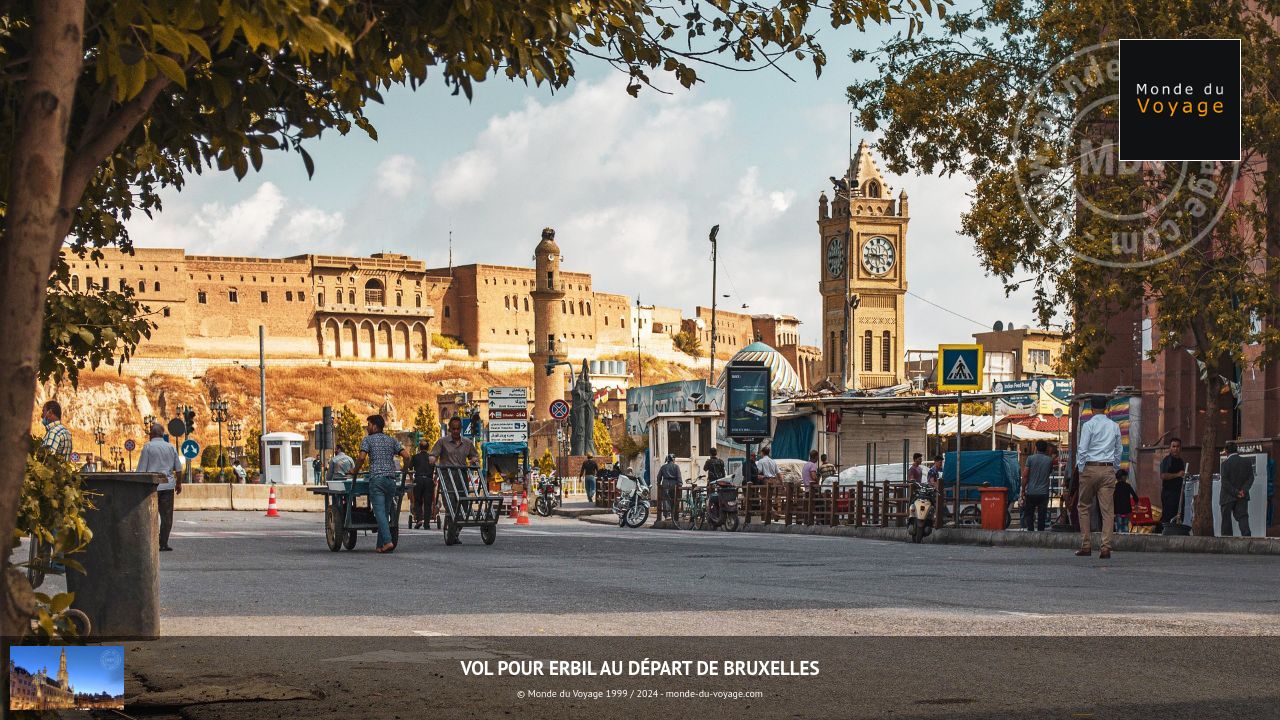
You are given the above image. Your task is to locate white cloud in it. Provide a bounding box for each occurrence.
[375,154,419,200]
[280,206,345,248]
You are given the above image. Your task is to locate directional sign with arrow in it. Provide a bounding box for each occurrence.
[937,344,983,392]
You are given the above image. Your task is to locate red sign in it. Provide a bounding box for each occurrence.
[489,409,528,420]
[549,399,570,420]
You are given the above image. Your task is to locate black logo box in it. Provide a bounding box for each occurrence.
[1119,38,1240,162]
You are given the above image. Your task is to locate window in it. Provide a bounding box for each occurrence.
[881,331,891,373]
[863,330,872,372]
[586,302,592,316]
[698,419,712,453]
[269,447,280,466]
[229,290,239,303]
[415,294,421,308]
[578,300,584,315]
[523,297,529,311]
[299,291,305,302]
[348,290,355,304]
[153,281,160,292]
[1028,348,1051,366]
[667,421,691,458]
[364,279,384,305]
[285,291,293,301]
[444,305,451,318]
[570,302,575,315]
[291,446,302,466]
[318,291,325,307]
[102,276,109,289]
[547,334,556,353]
[71,276,79,292]
[162,307,170,317]
[546,271,553,289]
[198,291,207,304]
[395,292,402,307]
[260,291,269,303]
[138,280,146,293]
[561,300,567,313]
[504,296,510,310]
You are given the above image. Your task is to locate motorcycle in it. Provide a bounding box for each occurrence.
[907,481,937,543]
[704,479,740,531]
[612,470,651,528]
[533,474,562,517]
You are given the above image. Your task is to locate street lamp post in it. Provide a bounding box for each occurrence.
[708,225,719,384]
[228,420,243,465]
[143,415,156,432]
[210,399,230,481]
[93,424,106,464]
[110,446,124,472]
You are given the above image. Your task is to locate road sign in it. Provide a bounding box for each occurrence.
[489,431,528,443]
[556,428,566,442]
[548,399,570,420]
[488,419,528,433]
[123,439,136,452]
[70,452,80,463]
[488,386,528,399]
[489,408,528,420]
[488,396,528,410]
[937,344,984,391]
[181,439,201,460]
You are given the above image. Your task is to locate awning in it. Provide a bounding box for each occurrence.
[926,416,1058,441]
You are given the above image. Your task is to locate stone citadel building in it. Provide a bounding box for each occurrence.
[66,230,823,395]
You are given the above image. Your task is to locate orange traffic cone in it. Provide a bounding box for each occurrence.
[265,484,280,517]
[516,492,530,525]
[508,493,518,519]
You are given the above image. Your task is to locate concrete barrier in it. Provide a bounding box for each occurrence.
[174,484,325,512]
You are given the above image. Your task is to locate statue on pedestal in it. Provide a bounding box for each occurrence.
[569,359,596,456]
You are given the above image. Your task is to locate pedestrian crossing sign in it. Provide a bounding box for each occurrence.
[937,344,983,391]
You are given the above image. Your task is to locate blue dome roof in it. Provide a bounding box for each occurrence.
[714,341,802,394]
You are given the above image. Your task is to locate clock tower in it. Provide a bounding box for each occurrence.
[817,140,909,390]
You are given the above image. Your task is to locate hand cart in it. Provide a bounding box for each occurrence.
[308,472,413,551]
[438,464,505,546]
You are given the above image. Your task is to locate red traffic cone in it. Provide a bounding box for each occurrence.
[516,492,530,525]
[265,484,280,517]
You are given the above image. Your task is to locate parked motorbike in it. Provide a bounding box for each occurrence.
[534,474,562,517]
[705,479,740,531]
[907,482,937,543]
[613,470,651,528]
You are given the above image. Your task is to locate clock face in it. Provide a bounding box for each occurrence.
[861,236,895,275]
[825,237,845,278]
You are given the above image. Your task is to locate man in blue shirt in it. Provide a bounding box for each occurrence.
[1074,396,1123,558]
[351,414,410,553]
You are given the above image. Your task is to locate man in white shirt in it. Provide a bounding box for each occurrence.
[755,446,780,482]
[1074,396,1123,558]
[136,422,184,551]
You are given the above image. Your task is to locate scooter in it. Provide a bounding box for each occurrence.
[907,482,937,543]
[704,479,740,531]
[613,470,651,528]
[534,474,562,517]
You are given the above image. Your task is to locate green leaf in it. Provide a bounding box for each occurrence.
[151,54,188,89]
[150,25,190,57]
[298,146,315,178]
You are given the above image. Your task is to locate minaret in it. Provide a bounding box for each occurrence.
[57,648,69,690]
[530,227,567,418]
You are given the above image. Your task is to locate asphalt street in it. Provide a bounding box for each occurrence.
[155,510,1280,636]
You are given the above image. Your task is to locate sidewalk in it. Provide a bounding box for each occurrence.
[552,497,611,518]
[575,513,1280,554]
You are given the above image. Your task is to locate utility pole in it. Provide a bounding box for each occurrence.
[635,296,644,388]
[258,325,267,480]
[709,225,720,384]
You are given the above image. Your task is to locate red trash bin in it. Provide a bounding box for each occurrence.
[979,487,1008,530]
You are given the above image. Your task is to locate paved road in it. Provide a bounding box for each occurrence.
[158,511,1280,636]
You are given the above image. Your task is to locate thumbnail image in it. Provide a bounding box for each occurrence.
[9,646,125,711]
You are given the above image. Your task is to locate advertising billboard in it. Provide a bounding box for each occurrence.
[725,363,771,440]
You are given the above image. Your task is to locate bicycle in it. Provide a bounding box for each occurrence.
[675,475,708,530]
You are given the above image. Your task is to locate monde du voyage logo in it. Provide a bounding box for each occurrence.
[1119,38,1241,162]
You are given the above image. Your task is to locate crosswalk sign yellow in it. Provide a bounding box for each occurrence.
[937,344,983,391]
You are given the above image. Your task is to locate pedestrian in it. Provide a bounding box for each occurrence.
[351,414,410,553]
[704,448,726,482]
[39,400,73,463]
[430,417,480,467]
[907,453,924,485]
[1158,437,1186,530]
[581,454,599,503]
[743,451,760,486]
[819,453,837,482]
[1113,468,1140,533]
[803,450,821,488]
[1021,440,1053,531]
[328,445,355,483]
[657,453,682,522]
[1219,441,1255,537]
[1074,395,1122,558]
[927,455,944,491]
[410,439,435,529]
[756,445,780,483]
[232,458,247,484]
[136,422,183,551]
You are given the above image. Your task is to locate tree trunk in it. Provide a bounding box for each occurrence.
[1193,380,1218,536]
[0,0,85,640]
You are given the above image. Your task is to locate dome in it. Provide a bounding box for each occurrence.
[535,227,560,254]
[714,341,802,395]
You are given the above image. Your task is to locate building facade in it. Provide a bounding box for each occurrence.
[817,141,909,390]
[972,326,1065,379]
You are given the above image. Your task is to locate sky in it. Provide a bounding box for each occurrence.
[10,645,125,696]
[125,9,1039,352]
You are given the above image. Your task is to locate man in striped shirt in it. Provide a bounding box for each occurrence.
[40,400,73,463]
[351,414,410,553]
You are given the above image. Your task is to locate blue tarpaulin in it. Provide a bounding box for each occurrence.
[770,417,815,461]
[482,442,528,456]
[941,450,1020,500]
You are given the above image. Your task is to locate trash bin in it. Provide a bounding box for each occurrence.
[979,486,1008,531]
[67,472,162,640]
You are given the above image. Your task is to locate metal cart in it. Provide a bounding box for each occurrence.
[309,473,412,551]
[438,464,505,546]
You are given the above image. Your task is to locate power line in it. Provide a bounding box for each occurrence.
[905,290,990,329]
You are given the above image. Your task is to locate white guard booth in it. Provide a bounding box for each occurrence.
[262,431,306,485]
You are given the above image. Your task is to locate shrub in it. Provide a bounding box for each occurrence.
[432,333,464,351]
[673,330,703,357]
